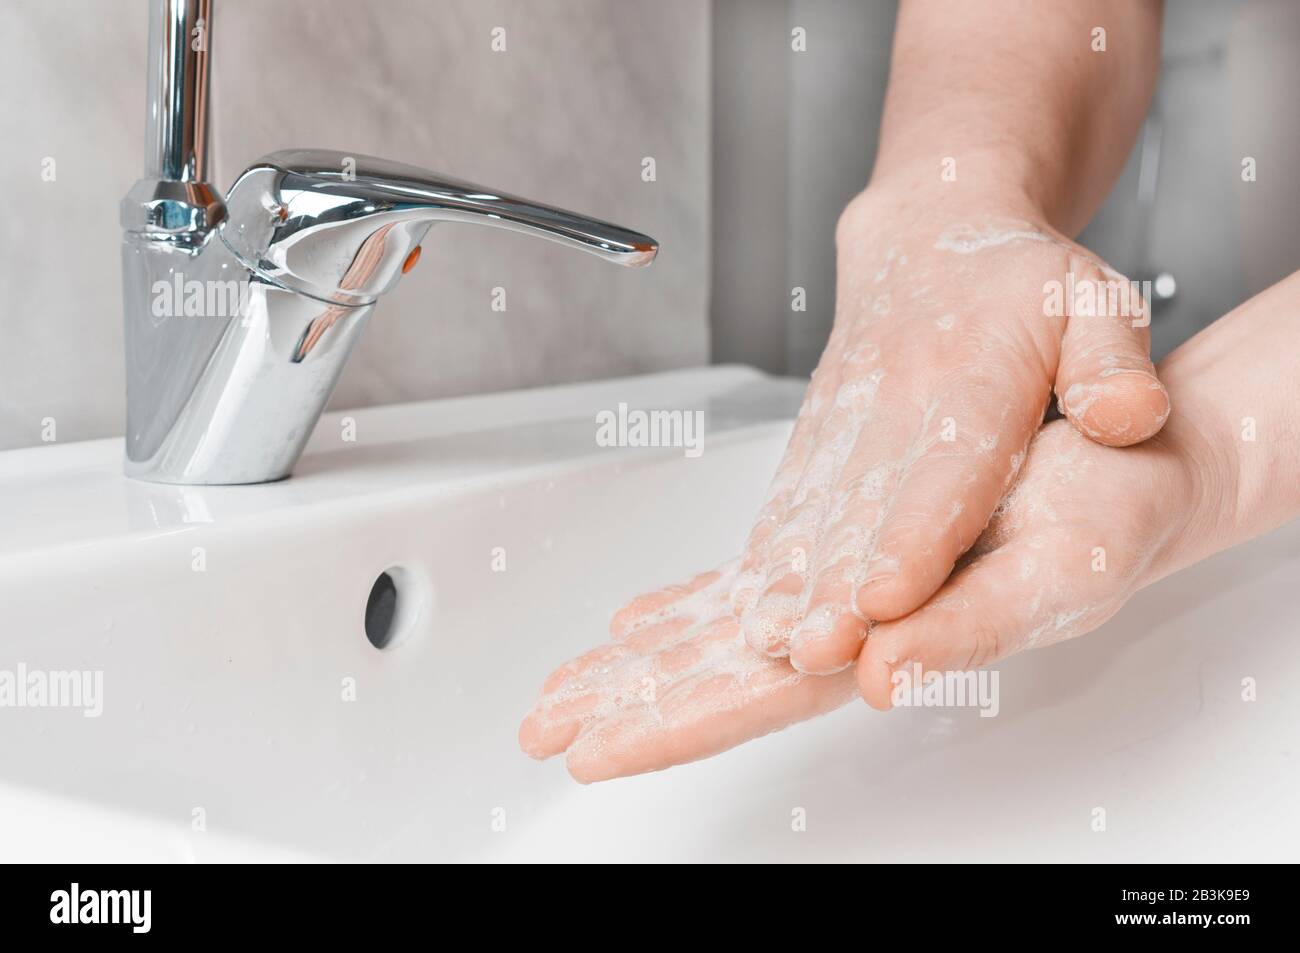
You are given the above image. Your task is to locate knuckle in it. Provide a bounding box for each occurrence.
[962,617,1005,669]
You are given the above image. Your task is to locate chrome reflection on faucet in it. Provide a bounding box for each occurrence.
[121,0,658,485]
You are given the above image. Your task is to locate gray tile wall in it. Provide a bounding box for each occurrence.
[711,0,1300,373]
[0,0,710,450]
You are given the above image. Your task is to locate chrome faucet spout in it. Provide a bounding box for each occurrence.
[120,2,658,485]
[220,150,657,307]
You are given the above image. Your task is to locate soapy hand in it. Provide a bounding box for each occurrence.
[520,413,1208,782]
[517,561,858,783]
[732,184,1171,676]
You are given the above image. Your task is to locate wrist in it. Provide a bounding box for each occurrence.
[1151,275,1300,575]
[842,153,1058,254]
[866,150,1051,220]
[1145,371,1245,584]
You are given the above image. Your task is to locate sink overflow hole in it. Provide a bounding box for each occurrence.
[365,572,399,648]
[363,565,427,650]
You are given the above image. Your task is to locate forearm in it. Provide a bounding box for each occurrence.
[872,0,1163,234]
[1157,271,1300,576]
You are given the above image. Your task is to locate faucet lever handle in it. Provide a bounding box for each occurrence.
[220,149,658,305]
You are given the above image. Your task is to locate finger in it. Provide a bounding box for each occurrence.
[730,393,830,611]
[565,663,858,783]
[519,642,637,760]
[539,643,635,695]
[520,613,738,762]
[789,600,872,675]
[518,691,604,760]
[786,388,918,673]
[534,604,715,715]
[855,536,1110,710]
[649,613,733,661]
[741,349,886,655]
[609,565,725,639]
[1055,259,1171,447]
[853,356,1048,622]
[730,329,854,613]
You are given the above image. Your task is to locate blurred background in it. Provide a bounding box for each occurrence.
[1,0,1297,450]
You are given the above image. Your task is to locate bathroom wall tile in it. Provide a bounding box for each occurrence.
[0,0,709,450]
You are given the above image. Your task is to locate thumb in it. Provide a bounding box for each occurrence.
[1054,260,1171,447]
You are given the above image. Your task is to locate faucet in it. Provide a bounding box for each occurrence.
[121,0,658,484]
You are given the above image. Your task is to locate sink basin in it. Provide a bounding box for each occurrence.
[1,364,1296,862]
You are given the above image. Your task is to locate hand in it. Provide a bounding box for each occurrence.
[854,414,1215,707]
[521,268,1299,783]
[732,179,1171,676]
[520,414,1213,781]
[517,561,858,783]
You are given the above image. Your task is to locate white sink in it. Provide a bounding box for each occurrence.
[1,365,1297,862]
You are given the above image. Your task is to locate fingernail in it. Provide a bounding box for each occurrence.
[790,605,865,675]
[741,593,800,656]
[859,554,899,588]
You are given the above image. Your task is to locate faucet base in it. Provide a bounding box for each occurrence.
[122,237,374,485]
